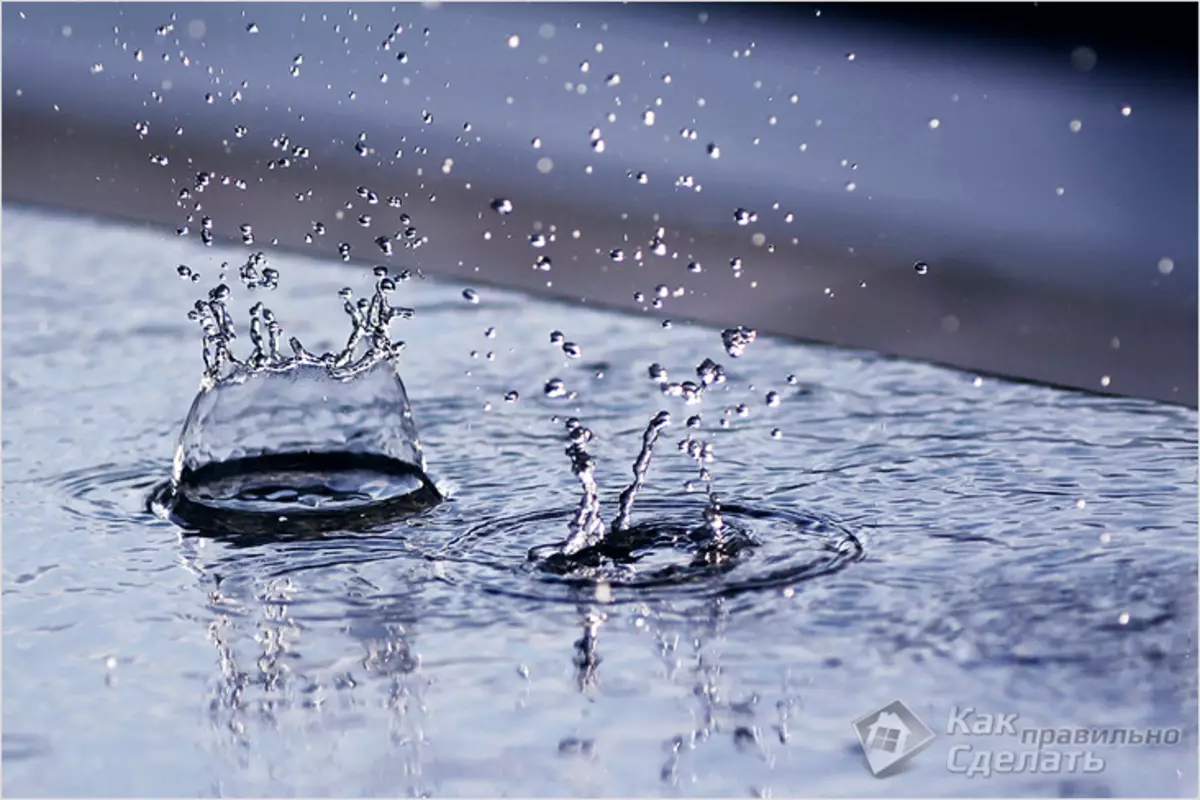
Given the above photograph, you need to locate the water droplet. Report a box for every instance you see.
[1157,257,1175,275]
[507,34,520,48]
[707,143,721,159]
[592,139,606,153]
[534,255,553,272]
[610,249,626,262]
[765,391,780,407]
[721,326,757,357]
[490,198,514,215]
[913,261,929,275]
[549,330,565,344]
[462,288,480,303]
[1069,119,1083,133]
[536,157,554,174]
[1120,105,1132,117]
[544,378,567,397]
[605,73,621,87]
[642,108,656,126]
[928,118,940,129]
[1100,375,1111,388]
[845,52,856,61]
[563,342,582,358]
[844,181,857,192]
[734,208,757,226]
[770,428,783,440]
[505,390,520,403]
[687,261,702,273]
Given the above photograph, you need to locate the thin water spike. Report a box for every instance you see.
[248,303,266,367]
[611,410,671,532]
[560,418,608,556]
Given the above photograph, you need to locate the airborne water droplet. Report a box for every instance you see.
[490,198,514,215]
[914,261,929,275]
[462,288,480,303]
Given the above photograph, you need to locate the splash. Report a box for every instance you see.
[557,328,757,557]
[158,253,439,532]
[188,254,416,389]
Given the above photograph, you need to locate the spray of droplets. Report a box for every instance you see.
[188,254,416,388]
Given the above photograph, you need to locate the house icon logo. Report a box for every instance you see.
[852,700,936,777]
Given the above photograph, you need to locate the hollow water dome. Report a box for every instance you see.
[167,357,440,530]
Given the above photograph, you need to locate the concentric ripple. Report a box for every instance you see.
[439,497,864,604]
[46,461,168,529]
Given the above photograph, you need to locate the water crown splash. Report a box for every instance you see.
[158,254,440,533]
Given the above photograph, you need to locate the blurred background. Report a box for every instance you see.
[4,1,1196,404]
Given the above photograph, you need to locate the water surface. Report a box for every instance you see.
[3,206,1197,797]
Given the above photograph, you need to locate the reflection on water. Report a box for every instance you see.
[3,208,1197,797]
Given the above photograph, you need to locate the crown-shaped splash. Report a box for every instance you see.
[161,256,439,533]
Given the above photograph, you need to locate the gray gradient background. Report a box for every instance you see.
[3,2,1196,404]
